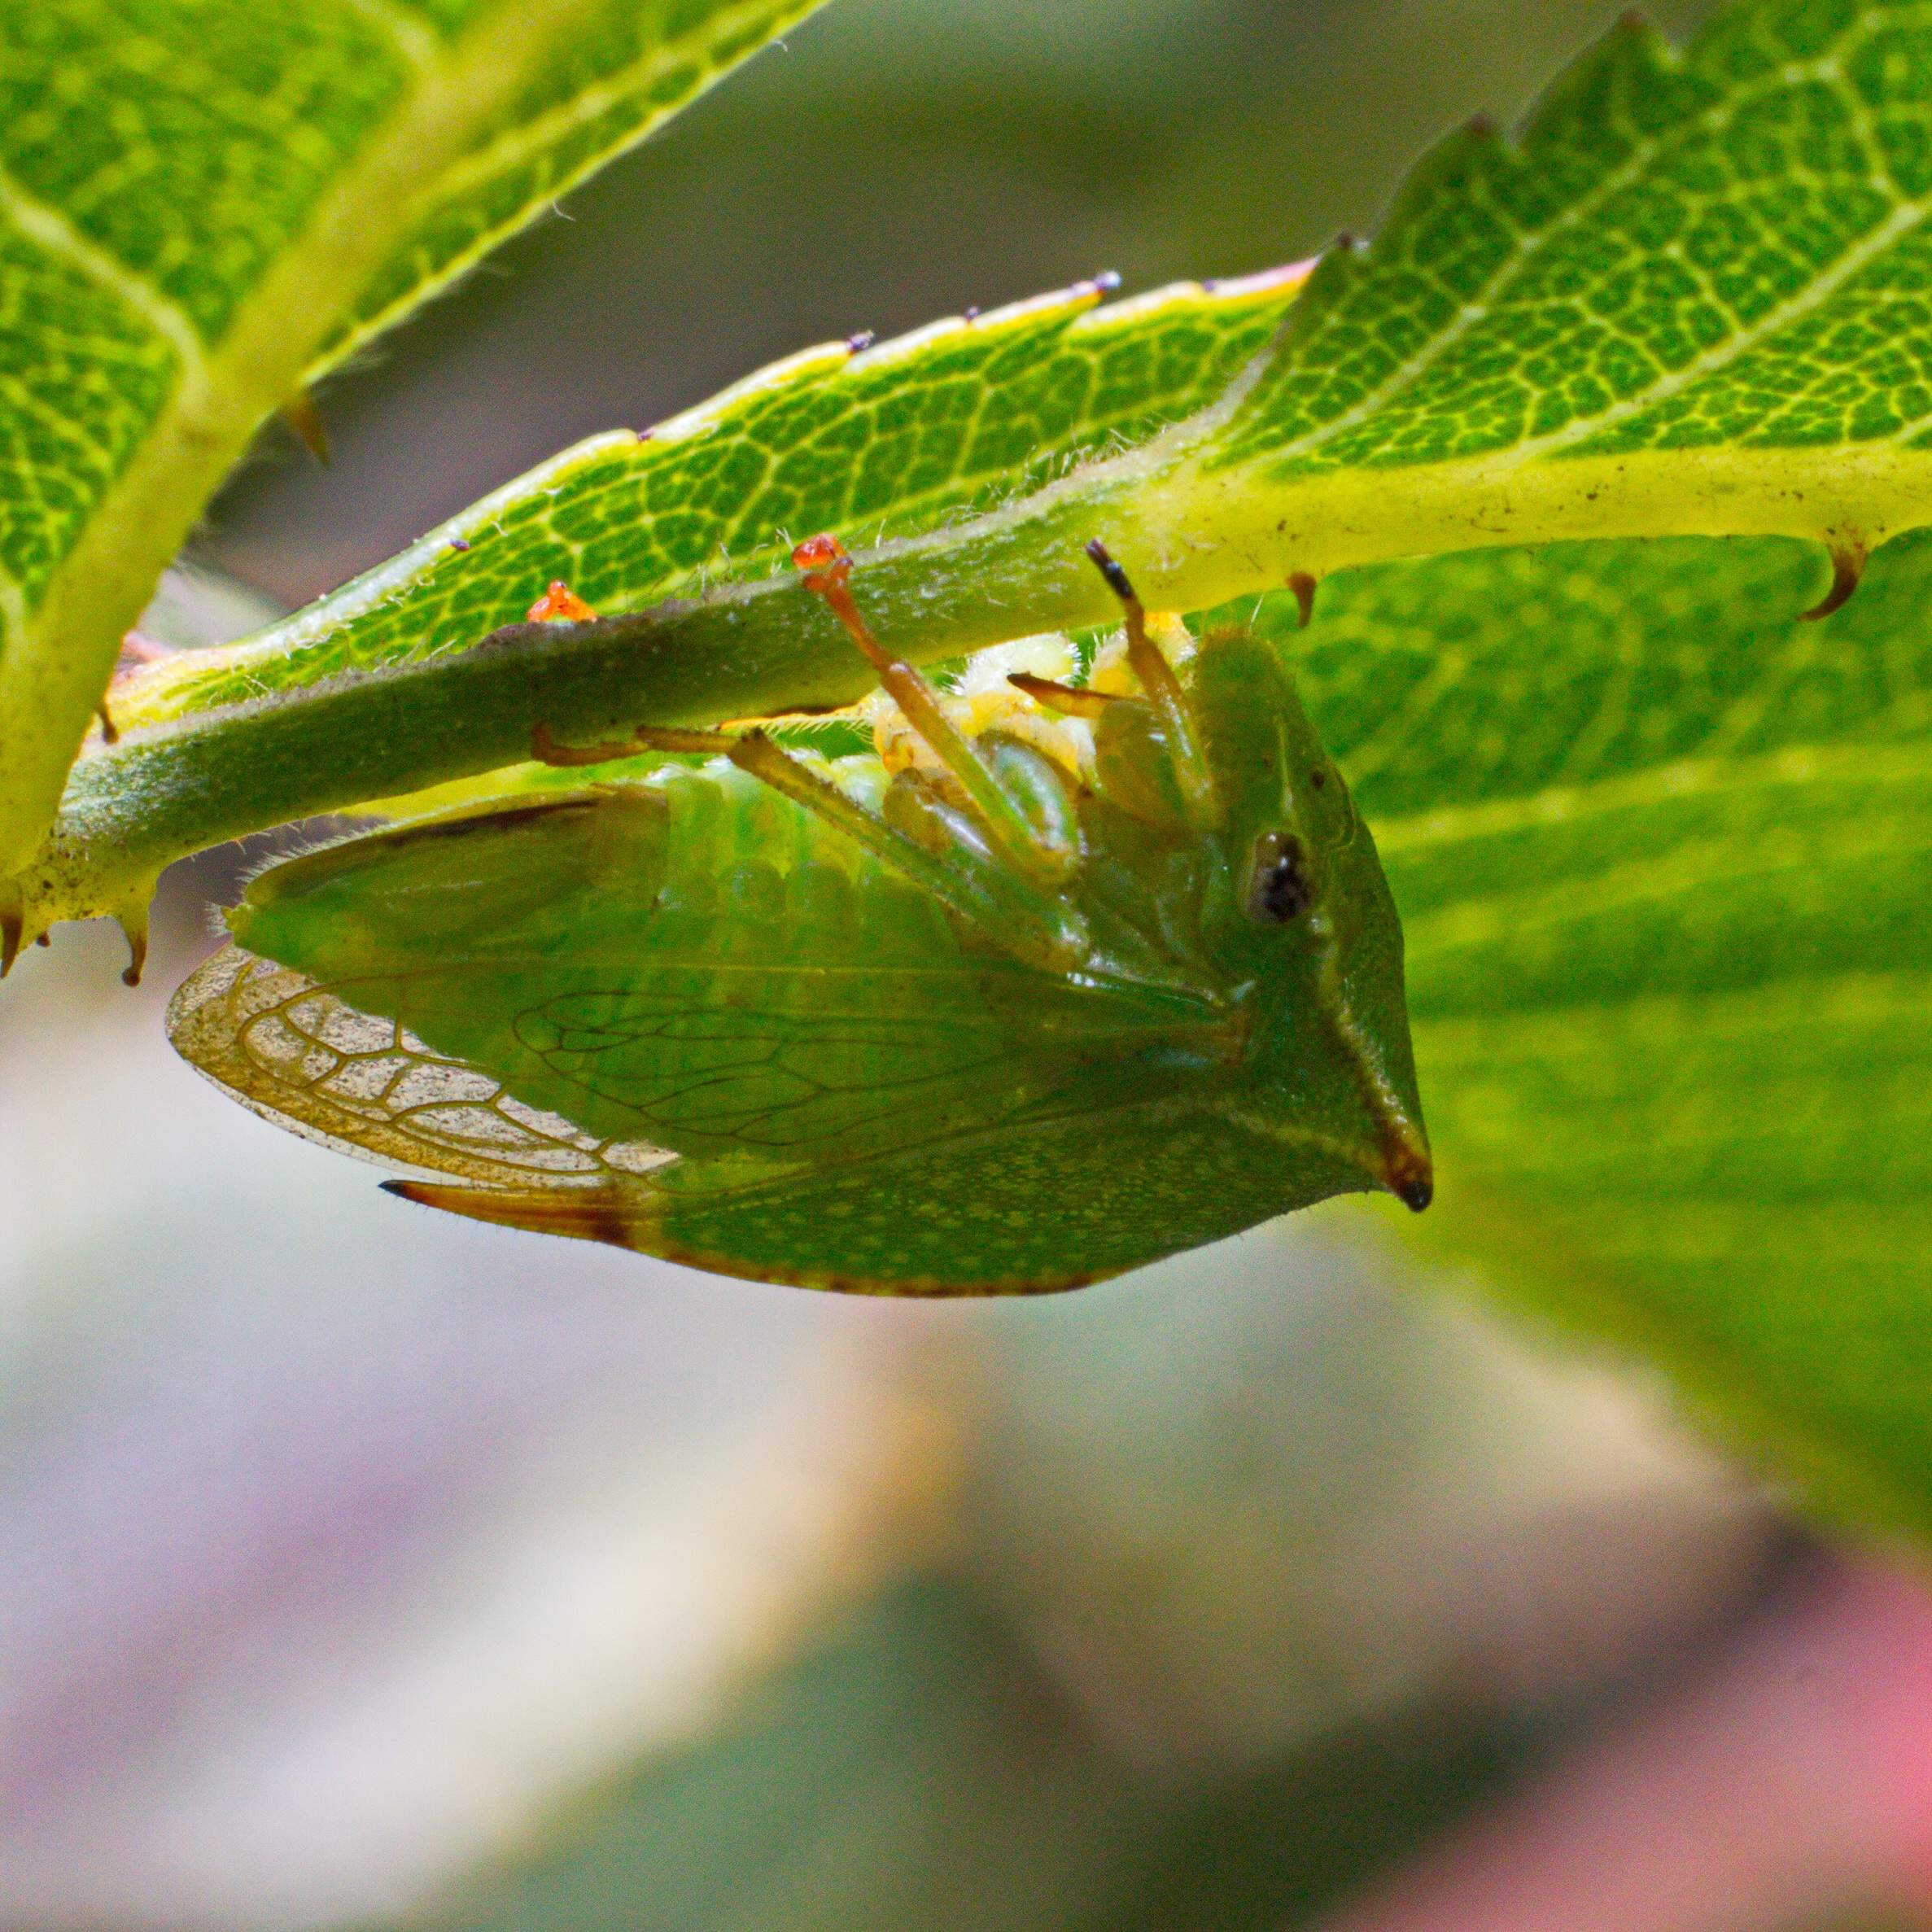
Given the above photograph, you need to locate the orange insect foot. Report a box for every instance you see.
[527,582,596,623]
[792,533,853,592]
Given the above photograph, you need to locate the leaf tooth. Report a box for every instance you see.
[113,898,151,988]
[1519,4,1687,158]
[1287,571,1319,629]
[1803,541,1868,622]
[282,392,331,466]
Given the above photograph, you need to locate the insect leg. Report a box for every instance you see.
[1084,541,1219,830]
[1005,672,1117,719]
[793,535,1077,885]
[726,729,1089,972]
[531,722,734,764]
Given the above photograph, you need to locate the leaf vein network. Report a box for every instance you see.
[0,161,207,381]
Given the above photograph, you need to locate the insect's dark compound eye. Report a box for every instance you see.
[1248,830,1312,924]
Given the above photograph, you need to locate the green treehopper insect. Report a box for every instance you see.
[168,539,1431,1296]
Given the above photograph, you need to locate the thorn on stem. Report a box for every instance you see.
[1287,571,1318,630]
[96,698,119,744]
[1802,542,1865,621]
[282,391,330,466]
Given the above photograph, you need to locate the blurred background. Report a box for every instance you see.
[13,1,1914,1927]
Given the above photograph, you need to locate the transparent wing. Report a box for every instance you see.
[173,772,1230,1187]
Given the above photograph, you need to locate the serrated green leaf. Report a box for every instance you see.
[0,0,824,883]
[1244,531,1932,1533]
[110,269,1305,726]
[24,0,1926,1538]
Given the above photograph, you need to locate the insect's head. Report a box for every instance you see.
[1187,627,1357,936]
[1069,543,1361,948]
[1188,632,1431,1211]
[1039,540,1430,1216]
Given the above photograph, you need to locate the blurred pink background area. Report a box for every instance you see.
[1324,1554,1932,1932]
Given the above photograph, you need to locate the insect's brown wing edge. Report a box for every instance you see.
[382,1178,1117,1296]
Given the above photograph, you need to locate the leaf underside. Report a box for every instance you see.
[1226,531,1932,1536]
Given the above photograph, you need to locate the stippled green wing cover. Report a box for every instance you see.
[0,0,823,884]
[1240,531,1932,1533]
[169,769,1192,1186]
